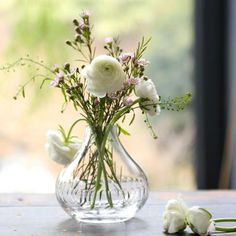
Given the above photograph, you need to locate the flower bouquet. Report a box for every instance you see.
[1,10,191,223]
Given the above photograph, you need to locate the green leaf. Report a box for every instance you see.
[129,112,135,126]
[21,86,25,98]
[117,125,130,136]
[60,86,68,103]
[58,125,67,141]
[40,77,51,89]
[160,92,192,111]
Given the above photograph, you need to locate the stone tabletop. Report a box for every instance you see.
[0,191,236,236]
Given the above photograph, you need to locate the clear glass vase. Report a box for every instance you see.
[55,126,149,223]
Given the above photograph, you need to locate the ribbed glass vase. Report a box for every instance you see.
[55,126,149,223]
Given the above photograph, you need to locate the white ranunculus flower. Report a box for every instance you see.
[187,206,213,236]
[165,198,188,216]
[163,197,188,233]
[45,130,82,165]
[135,79,161,116]
[163,210,187,233]
[81,55,126,97]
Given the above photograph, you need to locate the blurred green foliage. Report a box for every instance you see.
[1,0,193,111]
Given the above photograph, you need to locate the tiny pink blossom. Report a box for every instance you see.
[105,37,113,44]
[57,71,64,79]
[52,64,59,72]
[108,92,118,100]
[137,58,150,66]
[94,98,100,106]
[50,72,64,87]
[123,96,133,106]
[119,53,134,62]
[80,10,90,18]
[127,76,139,85]
[79,21,86,30]
[50,79,59,87]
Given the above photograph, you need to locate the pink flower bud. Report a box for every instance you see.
[127,77,139,85]
[119,53,134,62]
[108,92,118,100]
[52,64,59,72]
[123,96,133,106]
[105,37,113,44]
[79,21,86,30]
[137,58,150,66]
[80,10,90,18]
[94,98,100,106]
[50,72,64,87]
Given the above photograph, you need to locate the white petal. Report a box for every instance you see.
[82,55,126,97]
[163,210,186,233]
[187,206,212,235]
[45,130,82,166]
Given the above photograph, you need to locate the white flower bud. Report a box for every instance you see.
[45,130,81,165]
[163,210,187,233]
[163,197,188,233]
[81,55,126,97]
[135,79,161,116]
[187,206,212,236]
[165,198,188,216]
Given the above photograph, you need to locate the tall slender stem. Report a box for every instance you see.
[88,99,141,209]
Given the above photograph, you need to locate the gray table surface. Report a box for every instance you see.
[0,191,236,236]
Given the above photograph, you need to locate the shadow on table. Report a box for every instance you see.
[57,217,148,235]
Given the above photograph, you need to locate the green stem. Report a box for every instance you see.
[214,218,236,223]
[90,153,102,209]
[90,135,113,209]
[87,43,93,63]
[75,45,89,62]
[99,147,113,207]
[102,98,141,145]
[213,218,236,232]
[21,57,55,73]
[90,99,141,209]
[65,118,86,143]
[144,113,158,139]
[215,226,236,232]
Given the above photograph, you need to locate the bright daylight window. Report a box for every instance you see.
[0,0,194,192]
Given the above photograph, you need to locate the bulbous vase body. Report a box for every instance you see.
[55,127,149,223]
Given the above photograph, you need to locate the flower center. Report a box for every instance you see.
[103,64,112,73]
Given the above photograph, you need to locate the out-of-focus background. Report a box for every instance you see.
[1,0,235,193]
[0,0,194,192]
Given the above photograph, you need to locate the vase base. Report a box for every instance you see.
[56,176,149,224]
[73,216,133,224]
[62,204,141,224]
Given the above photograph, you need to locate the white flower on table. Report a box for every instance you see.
[163,211,187,234]
[81,55,126,98]
[163,197,188,233]
[45,130,82,165]
[165,198,188,215]
[187,206,214,236]
[135,78,161,116]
